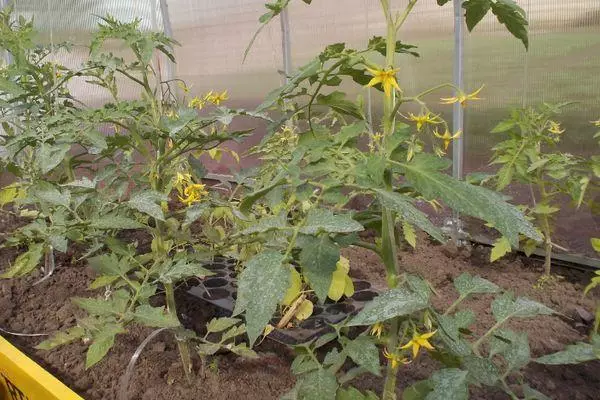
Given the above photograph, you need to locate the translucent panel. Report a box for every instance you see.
[464,0,600,256]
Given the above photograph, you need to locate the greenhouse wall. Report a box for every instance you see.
[9,0,600,257]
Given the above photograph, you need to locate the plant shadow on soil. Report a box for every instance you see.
[0,218,599,400]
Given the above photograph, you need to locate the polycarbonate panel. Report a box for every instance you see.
[463,0,600,256]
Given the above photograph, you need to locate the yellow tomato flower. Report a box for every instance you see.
[548,121,564,135]
[434,128,462,150]
[404,112,441,131]
[174,172,192,192]
[177,81,191,93]
[370,322,384,339]
[440,85,484,107]
[178,183,208,207]
[400,330,437,359]
[383,348,410,369]
[366,66,401,98]
[188,96,205,110]
[209,90,229,105]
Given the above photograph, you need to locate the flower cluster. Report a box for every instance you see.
[375,327,437,368]
[188,90,229,110]
[173,172,208,206]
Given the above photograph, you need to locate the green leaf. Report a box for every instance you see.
[0,243,44,278]
[490,236,512,262]
[492,292,554,322]
[454,272,500,297]
[233,251,288,345]
[400,155,540,247]
[463,0,492,32]
[207,317,241,333]
[239,178,286,214]
[298,368,338,400]
[489,330,530,372]
[535,341,598,365]
[30,183,71,208]
[336,122,366,146]
[184,203,208,225]
[37,143,70,174]
[240,214,287,235]
[591,238,600,253]
[300,209,363,235]
[531,203,559,215]
[490,119,516,133]
[86,323,124,369]
[437,0,452,5]
[462,356,500,386]
[316,91,363,119]
[36,326,85,350]
[403,221,416,248]
[133,305,180,328]
[299,234,340,303]
[375,187,445,244]
[337,387,379,400]
[490,0,529,49]
[72,297,120,317]
[348,288,429,326]
[89,275,119,290]
[345,336,381,376]
[89,215,143,230]
[197,343,221,356]
[230,343,259,358]
[127,190,167,221]
[522,385,551,400]
[425,369,468,400]
[87,253,132,277]
[402,380,432,400]
[292,355,320,375]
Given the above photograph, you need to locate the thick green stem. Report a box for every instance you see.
[538,181,553,276]
[382,318,400,400]
[165,282,194,384]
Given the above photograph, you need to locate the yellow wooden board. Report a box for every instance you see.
[0,335,83,400]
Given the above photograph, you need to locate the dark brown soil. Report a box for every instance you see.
[1,224,599,399]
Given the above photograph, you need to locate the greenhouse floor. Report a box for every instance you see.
[1,214,599,400]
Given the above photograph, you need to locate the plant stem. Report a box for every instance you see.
[165,282,194,384]
[472,318,506,356]
[538,181,553,276]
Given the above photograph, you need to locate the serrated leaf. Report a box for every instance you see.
[400,155,540,247]
[425,369,468,400]
[90,215,143,230]
[300,234,339,303]
[531,203,559,215]
[345,336,381,376]
[0,243,44,278]
[348,288,428,326]
[402,380,432,400]
[454,272,500,297]
[230,343,259,358]
[489,329,530,372]
[292,356,320,375]
[535,341,597,365]
[207,317,241,333]
[233,251,288,345]
[337,387,379,400]
[298,368,338,400]
[31,183,71,208]
[403,221,416,248]
[462,356,500,386]
[158,259,213,284]
[240,214,287,235]
[491,292,554,322]
[127,190,166,221]
[86,324,124,369]
[133,305,180,328]
[300,209,363,235]
[491,0,529,49]
[374,189,444,243]
[37,143,70,174]
[87,253,132,277]
[62,177,96,189]
[336,122,366,146]
[73,297,120,317]
[184,203,208,225]
[239,178,286,214]
[490,236,512,262]
[522,385,551,400]
[490,119,515,133]
[88,275,119,289]
[36,326,85,350]
[197,343,221,356]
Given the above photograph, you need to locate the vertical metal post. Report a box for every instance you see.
[452,0,464,181]
[1,0,12,65]
[450,0,466,245]
[158,0,175,83]
[280,6,292,84]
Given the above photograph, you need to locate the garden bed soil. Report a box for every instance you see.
[1,224,600,399]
